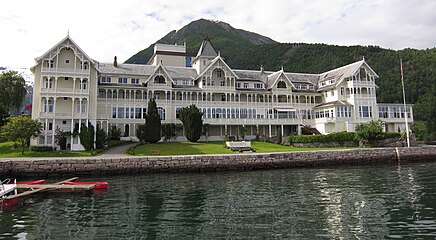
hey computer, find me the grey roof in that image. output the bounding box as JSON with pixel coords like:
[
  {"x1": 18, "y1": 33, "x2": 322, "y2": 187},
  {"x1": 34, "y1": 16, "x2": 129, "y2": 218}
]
[
  {"x1": 97, "y1": 63, "x2": 155, "y2": 76},
  {"x1": 315, "y1": 100, "x2": 351, "y2": 108},
  {"x1": 285, "y1": 73, "x2": 319, "y2": 85},
  {"x1": 196, "y1": 39, "x2": 218, "y2": 58},
  {"x1": 233, "y1": 69, "x2": 268, "y2": 82},
  {"x1": 163, "y1": 66, "x2": 198, "y2": 81}
]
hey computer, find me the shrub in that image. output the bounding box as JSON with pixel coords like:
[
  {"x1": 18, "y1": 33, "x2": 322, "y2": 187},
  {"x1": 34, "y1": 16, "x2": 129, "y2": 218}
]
[
  {"x1": 96, "y1": 127, "x2": 107, "y2": 149},
  {"x1": 354, "y1": 120, "x2": 384, "y2": 145},
  {"x1": 109, "y1": 126, "x2": 121, "y2": 140},
  {"x1": 30, "y1": 146, "x2": 54, "y2": 152},
  {"x1": 79, "y1": 123, "x2": 95, "y2": 151}
]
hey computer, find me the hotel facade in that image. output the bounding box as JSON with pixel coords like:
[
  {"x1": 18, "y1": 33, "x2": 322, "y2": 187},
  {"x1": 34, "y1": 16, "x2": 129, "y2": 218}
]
[{"x1": 31, "y1": 35, "x2": 413, "y2": 150}]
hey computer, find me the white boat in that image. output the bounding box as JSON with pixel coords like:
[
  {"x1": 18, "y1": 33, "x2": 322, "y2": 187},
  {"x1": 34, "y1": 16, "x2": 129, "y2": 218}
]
[{"x1": 1, "y1": 179, "x2": 17, "y2": 198}]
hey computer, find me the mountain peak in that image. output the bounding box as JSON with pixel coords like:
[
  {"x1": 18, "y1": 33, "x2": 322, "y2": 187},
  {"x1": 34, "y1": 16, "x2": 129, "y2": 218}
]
[{"x1": 125, "y1": 19, "x2": 276, "y2": 64}]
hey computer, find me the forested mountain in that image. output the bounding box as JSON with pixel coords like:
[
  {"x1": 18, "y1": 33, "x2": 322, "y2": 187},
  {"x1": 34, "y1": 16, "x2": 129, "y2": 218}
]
[{"x1": 126, "y1": 19, "x2": 436, "y2": 139}]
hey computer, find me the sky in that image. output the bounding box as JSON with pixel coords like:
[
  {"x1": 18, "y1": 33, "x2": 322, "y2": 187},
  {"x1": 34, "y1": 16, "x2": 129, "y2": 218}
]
[{"x1": 1, "y1": 0, "x2": 435, "y2": 70}]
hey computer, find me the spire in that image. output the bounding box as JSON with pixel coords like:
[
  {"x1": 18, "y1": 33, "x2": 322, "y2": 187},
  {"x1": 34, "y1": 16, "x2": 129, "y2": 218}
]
[
  {"x1": 362, "y1": 56, "x2": 365, "y2": 61},
  {"x1": 196, "y1": 38, "x2": 218, "y2": 58},
  {"x1": 67, "y1": 29, "x2": 70, "y2": 37},
  {"x1": 281, "y1": 66, "x2": 284, "y2": 71}
]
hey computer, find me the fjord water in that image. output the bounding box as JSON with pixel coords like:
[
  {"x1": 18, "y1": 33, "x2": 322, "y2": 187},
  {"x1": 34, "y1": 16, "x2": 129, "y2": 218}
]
[{"x1": 1, "y1": 162, "x2": 436, "y2": 239}]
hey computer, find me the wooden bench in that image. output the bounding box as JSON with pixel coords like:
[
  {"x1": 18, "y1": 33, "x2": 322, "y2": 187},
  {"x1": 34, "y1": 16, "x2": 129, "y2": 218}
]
[{"x1": 225, "y1": 141, "x2": 253, "y2": 152}]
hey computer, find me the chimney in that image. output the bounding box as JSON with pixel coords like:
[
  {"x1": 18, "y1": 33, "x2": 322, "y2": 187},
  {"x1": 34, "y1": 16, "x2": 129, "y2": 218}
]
[
  {"x1": 113, "y1": 56, "x2": 117, "y2": 67},
  {"x1": 260, "y1": 64, "x2": 264, "y2": 73}
]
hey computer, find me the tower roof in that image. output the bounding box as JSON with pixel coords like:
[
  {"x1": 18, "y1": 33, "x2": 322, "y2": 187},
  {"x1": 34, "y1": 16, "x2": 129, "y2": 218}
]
[{"x1": 196, "y1": 38, "x2": 218, "y2": 58}]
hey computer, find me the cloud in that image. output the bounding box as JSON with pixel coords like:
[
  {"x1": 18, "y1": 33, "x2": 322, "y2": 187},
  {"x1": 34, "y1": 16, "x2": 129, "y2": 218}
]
[{"x1": 0, "y1": 0, "x2": 435, "y2": 69}]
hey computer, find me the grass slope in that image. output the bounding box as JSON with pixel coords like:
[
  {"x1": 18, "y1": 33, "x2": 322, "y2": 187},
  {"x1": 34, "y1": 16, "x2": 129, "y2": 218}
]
[
  {"x1": 131, "y1": 141, "x2": 352, "y2": 156},
  {"x1": 0, "y1": 142, "x2": 93, "y2": 158}
]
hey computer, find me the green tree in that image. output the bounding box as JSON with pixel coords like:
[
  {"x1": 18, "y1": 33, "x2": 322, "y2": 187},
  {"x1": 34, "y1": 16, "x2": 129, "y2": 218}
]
[
  {"x1": 0, "y1": 115, "x2": 42, "y2": 154},
  {"x1": 354, "y1": 120, "x2": 384, "y2": 146},
  {"x1": 239, "y1": 125, "x2": 247, "y2": 141},
  {"x1": 145, "y1": 98, "x2": 161, "y2": 143},
  {"x1": 179, "y1": 105, "x2": 203, "y2": 142},
  {"x1": 161, "y1": 123, "x2": 177, "y2": 142},
  {"x1": 109, "y1": 125, "x2": 121, "y2": 140},
  {"x1": 79, "y1": 123, "x2": 95, "y2": 151},
  {"x1": 96, "y1": 127, "x2": 107, "y2": 149},
  {"x1": 54, "y1": 126, "x2": 68, "y2": 150},
  {"x1": 0, "y1": 71, "x2": 26, "y2": 126}
]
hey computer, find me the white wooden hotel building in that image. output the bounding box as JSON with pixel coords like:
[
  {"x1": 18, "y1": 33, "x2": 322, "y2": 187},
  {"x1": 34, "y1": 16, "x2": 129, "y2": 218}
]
[{"x1": 31, "y1": 35, "x2": 413, "y2": 150}]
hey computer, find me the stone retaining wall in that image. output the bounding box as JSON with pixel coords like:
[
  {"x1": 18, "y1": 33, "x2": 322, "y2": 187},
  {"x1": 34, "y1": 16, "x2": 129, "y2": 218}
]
[{"x1": 1, "y1": 146, "x2": 435, "y2": 177}]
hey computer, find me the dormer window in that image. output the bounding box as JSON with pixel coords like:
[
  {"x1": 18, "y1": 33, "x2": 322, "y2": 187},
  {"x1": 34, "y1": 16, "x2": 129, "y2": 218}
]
[{"x1": 277, "y1": 81, "x2": 287, "y2": 88}]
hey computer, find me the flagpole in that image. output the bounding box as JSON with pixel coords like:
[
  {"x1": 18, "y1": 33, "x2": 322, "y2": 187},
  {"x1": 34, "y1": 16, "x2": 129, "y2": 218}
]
[{"x1": 400, "y1": 59, "x2": 410, "y2": 147}]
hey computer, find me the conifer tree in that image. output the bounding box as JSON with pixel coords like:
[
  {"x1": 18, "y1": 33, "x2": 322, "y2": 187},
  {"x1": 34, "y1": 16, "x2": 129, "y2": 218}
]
[
  {"x1": 145, "y1": 98, "x2": 161, "y2": 143},
  {"x1": 179, "y1": 105, "x2": 203, "y2": 142}
]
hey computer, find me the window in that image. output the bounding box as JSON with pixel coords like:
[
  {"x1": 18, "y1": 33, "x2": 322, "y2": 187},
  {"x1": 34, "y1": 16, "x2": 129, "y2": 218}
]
[
  {"x1": 48, "y1": 123, "x2": 53, "y2": 131},
  {"x1": 44, "y1": 99, "x2": 54, "y2": 112},
  {"x1": 235, "y1": 83, "x2": 241, "y2": 88},
  {"x1": 62, "y1": 120, "x2": 67, "y2": 124},
  {"x1": 100, "y1": 76, "x2": 111, "y2": 83},
  {"x1": 131, "y1": 78, "x2": 140, "y2": 84},
  {"x1": 157, "y1": 107, "x2": 165, "y2": 120},
  {"x1": 254, "y1": 83, "x2": 262, "y2": 89},
  {"x1": 243, "y1": 83, "x2": 249, "y2": 88},
  {"x1": 135, "y1": 108, "x2": 142, "y2": 119},
  {"x1": 154, "y1": 75, "x2": 166, "y2": 84},
  {"x1": 118, "y1": 107, "x2": 124, "y2": 119},
  {"x1": 277, "y1": 81, "x2": 287, "y2": 88},
  {"x1": 340, "y1": 87, "x2": 345, "y2": 96},
  {"x1": 81, "y1": 62, "x2": 89, "y2": 70},
  {"x1": 331, "y1": 90, "x2": 334, "y2": 97},
  {"x1": 65, "y1": 59, "x2": 70, "y2": 64},
  {"x1": 118, "y1": 77, "x2": 128, "y2": 84},
  {"x1": 358, "y1": 106, "x2": 371, "y2": 118},
  {"x1": 112, "y1": 107, "x2": 117, "y2": 118},
  {"x1": 220, "y1": 80, "x2": 225, "y2": 86},
  {"x1": 81, "y1": 80, "x2": 87, "y2": 90}
]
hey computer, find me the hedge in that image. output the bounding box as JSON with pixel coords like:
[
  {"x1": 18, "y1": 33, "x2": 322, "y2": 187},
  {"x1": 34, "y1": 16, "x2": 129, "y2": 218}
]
[
  {"x1": 288, "y1": 131, "x2": 401, "y2": 144},
  {"x1": 30, "y1": 146, "x2": 54, "y2": 152}
]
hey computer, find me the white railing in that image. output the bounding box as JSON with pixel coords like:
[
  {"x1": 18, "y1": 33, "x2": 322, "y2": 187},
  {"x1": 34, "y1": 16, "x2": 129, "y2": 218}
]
[{"x1": 41, "y1": 67, "x2": 90, "y2": 74}]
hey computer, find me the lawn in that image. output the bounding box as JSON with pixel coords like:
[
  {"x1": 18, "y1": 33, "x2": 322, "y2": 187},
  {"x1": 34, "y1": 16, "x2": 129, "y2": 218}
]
[
  {"x1": 0, "y1": 142, "x2": 93, "y2": 158},
  {"x1": 131, "y1": 141, "x2": 353, "y2": 156}
]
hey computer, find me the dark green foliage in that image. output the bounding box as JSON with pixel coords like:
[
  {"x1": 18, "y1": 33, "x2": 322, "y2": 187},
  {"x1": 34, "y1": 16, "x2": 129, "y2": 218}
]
[
  {"x1": 276, "y1": 127, "x2": 282, "y2": 144},
  {"x1": 179, "y1": 105, "x2": 203, "y2": 142},
  {"x1": 354, "y1": 120, "x2": 384, "y2": 145},
  {"x1": 0, "y1": 70, "x2": 26, "y2": 114},
  {"x1": 144, "y1": 98, "x2": 161, "y2": 143},
  {"x1": 109, "y1": 126, "x2": 121, "y2": 140},
  {"x1": 79, "y1": 123, "x2": 95, "y2": 151},
  {"x1": 136, "y1": 124, "x2": 146, "y2": 142},
  {"x1": 379, "y1": 132, "x2": 402, "y2": 140},
  {"x1": 30, "y1": 146, "x2": 54, "y2": 152},
  {"x1": 161, "y1": 123, "x2": 177, "y2": 141},
  {"x1": 288, "y1": 132, "x2": 356, "y2": 143},
  {"x1": 239, "y1": 125, "x2": 247, "y2": 141},
  {"x1": 0, "y1": 115, "x2": 42, "y2": 154},
  {"x1": 96, "y1": 127, "x2": 107, "y2": 149},
  {"x1": 54, "y1": 127, "x2": 68, "y2": 150}
]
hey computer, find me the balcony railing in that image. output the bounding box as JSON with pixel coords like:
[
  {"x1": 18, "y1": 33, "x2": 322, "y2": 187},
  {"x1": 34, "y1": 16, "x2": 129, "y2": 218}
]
[
  {"x1": 41, "y1": 88, "x2": 89, "y2": 95},
  {"x1": 41, "y1": 67, "x2": 90, "y2": 74}
]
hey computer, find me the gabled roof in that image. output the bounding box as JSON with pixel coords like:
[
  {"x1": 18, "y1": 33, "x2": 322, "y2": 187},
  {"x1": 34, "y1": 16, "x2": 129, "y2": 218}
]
[
  {"x1": 318, "y1": 59, "x2": 379, "y2": 90},
  {"x1": 145, "y1": 63, "x2": 175, "y2": 84},
  {"x1": 195, "y1": 38, "x2": 218, "y2": 58},
  {"x1": 34, "y1": 34, "x2": 95, "y2": 64},
  {"x1": 197, "y1": 55, "x2": 238, "y2": 79},
  {"x1": 266, "y1": 70, "x2": 295, "y2": 89}
]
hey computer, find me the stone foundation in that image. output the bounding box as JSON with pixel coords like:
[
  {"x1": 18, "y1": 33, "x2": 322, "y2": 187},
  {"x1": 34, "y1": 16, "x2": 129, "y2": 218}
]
[{"x1": 1, "y1": 146, "x2": 435, "y2": 177}]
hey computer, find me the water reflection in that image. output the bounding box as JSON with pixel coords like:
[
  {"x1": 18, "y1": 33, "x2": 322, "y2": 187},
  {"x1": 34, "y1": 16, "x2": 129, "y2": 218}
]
[{"x1": 1, "y1": 162, "x2": 436, "y2": 239}]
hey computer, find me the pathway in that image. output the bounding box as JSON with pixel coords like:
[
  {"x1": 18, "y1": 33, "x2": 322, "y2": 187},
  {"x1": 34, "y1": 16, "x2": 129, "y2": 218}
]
[{"x1": 97, "y1": 143, "x2": 138, "y2": 158}]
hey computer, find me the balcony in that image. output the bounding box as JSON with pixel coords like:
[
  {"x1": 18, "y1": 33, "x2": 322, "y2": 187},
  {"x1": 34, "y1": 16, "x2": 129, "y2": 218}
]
[
  {"x1": 39, "y1": 112, "x2": 88, "y2": 119},
  {"x1": 41, "y1": 67, "x2": 90, "y2": 75},
  {"x1": 203, "y1": 118, "x2": 304, "y2": 125},
  {"x1": 41, "y1": 88, "x2": 89, "y2": 95}
]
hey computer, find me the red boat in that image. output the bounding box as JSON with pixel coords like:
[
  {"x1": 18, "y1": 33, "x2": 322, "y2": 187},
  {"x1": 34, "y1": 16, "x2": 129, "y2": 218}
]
[
  {"x1": 17, "y1": 180, "x2": 45, "y2": 184},
  {"x1": 64, "y1": 181, "x2": 109, "y2": 189}
]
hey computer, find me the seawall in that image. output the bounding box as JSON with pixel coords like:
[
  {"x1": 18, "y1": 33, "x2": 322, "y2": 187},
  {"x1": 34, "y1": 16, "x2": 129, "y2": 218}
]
[{"x1": 1, "y1": 146, "x2": 435, "y2": 177}]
